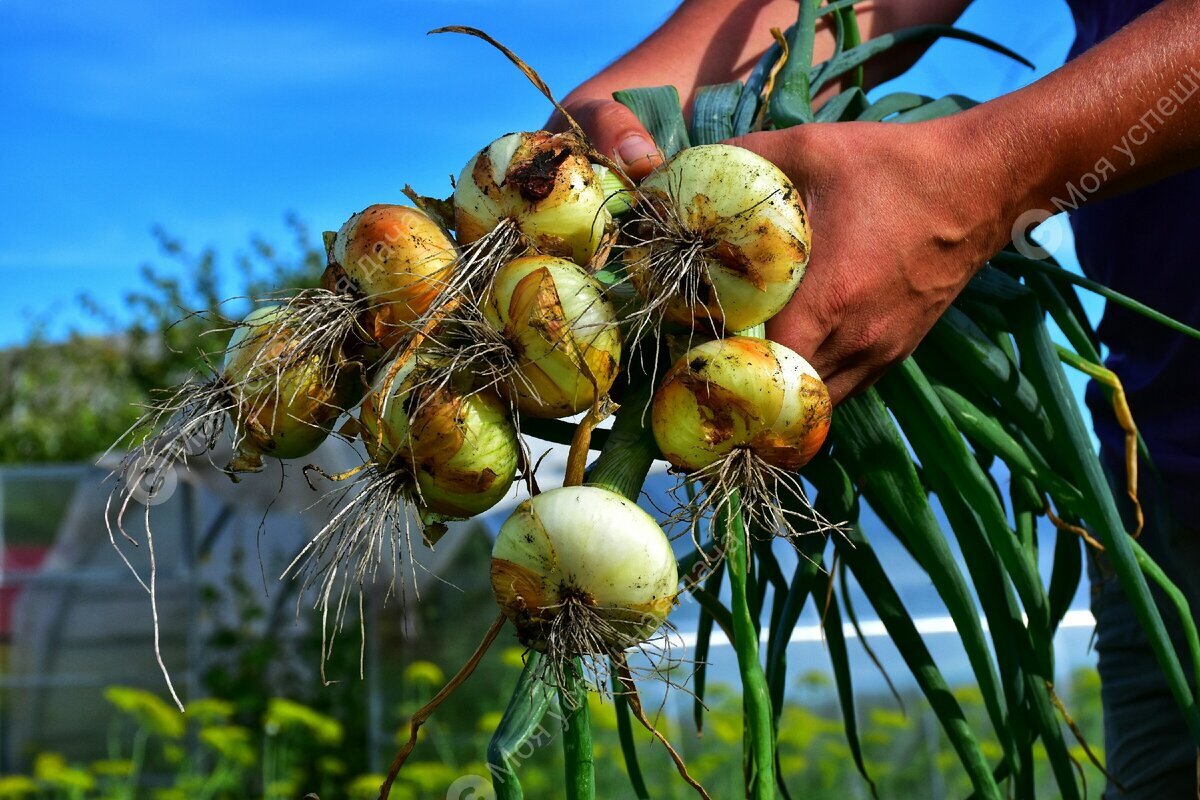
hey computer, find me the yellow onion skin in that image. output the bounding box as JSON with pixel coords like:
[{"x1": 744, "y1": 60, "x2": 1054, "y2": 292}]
[
  {"x1": 651, "y1": 336, "x2": 831, "y2": 472},
  {"x1": 454, "y1": 131, "x2": 613, "y2": 267},
  {"x1": 327, "y1": 204, "x2": 457, "y2": 350},
  {"x1": 482, "y1": 255, "x2": 621, "y2": 419},
  {"x1": 223, "y1": 305, "x2": 355, "y2": 473},
  {"x1": 359, "y1": 357, "x2": 518, "y2": 519},
  {"x1": 490, "y1": 486, "x2": 678, "y2": 652},
  {"x1": 625, "y1": 144, "x2": 811, "y2": 331}
]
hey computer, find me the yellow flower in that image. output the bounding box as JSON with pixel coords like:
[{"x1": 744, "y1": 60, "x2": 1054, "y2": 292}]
[
  {"x1": 402, "y1": 661, "x2": 445, "y2": 689},
  {"x1": 199, "y1": 725, "x2": 255, "y2": 766},
  {"x1": 32, "y1": 753, "x2": 95, "y2": 791},
  {"x1": 0, "y1": 776, "x2": 38, "y2": 799},
  {"x1": 264, "y1": 698, "x2": 343, "y2": 746},
  {"x1": 104, "y1": 686, "x2": 185, "y2": 739},
  {"x1": 186, "y1": 698, "x2": 236, "y2": 726}
]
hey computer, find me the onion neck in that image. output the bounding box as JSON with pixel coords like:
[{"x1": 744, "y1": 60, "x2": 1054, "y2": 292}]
[
  {"x1": 734, "y1": 322, "x2": 766, "y2": 338},
  {"x1": 585, "y1": 380, "x2": 659, "y2": 502}
]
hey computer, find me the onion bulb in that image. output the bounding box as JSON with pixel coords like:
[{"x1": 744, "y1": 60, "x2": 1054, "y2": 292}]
[
  {"x1": 491, "y1": 486, "x2": 678, "y2": 659},
  {"x1": 284, "y1": 357, "x2": 517, "y2": 646},
  {"x1": 326, "y1": 204, "x2": 457, "y2": 350},
  {"x1": 223, "y1": 304, "x2": 356, "y2": 475},
  {"x1": 358, "y1": 355, "x2": 519, "y2": 519},
  {"x1": 624, "y1": 144, "x2": 811, "y2": 333},
  {"x1": 454, "y1": 131, "x2": 614, "y2": 267},
  {"x1": 482, "y1": 255, "x2": 621, "y2": 418},
  {"x1": 652, "y1": 336, "x2": 830, "y2": 472}
]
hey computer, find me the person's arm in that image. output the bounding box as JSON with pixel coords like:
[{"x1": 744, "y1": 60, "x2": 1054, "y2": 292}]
[
  {"x1": 730, "y1": 0, "x2": 1200, "y2": 403},
  {"x1": 556, "y1": 0, "x2": 971, "y2": 175}
]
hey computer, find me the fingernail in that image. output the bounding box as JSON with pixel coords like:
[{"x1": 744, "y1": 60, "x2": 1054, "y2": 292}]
[{"x1": 617, "y1": 135, "x2": 656, "y2": 168}]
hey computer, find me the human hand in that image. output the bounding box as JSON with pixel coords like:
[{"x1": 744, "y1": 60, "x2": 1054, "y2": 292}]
[
  {"x1": 727, "y1": 119, "x2": 1012, "y2": 404},
  {"x1": 551, "y1": 94, "x2": 665, "y2": 180}
]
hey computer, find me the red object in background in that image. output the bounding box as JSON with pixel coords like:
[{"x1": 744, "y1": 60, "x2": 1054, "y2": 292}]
[{"x1": 0, "y1": 545, "x2": 50, "y2": 639}]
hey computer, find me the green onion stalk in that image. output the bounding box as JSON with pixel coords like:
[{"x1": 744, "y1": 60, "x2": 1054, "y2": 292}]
[{"x1": 721, "y1": 495, "x2": 777, "y2": 799}]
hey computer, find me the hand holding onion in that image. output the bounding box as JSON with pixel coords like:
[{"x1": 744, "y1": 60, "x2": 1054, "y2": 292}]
[{"x1": 729, "y1": 122, "x2": 1007, "y2": 403}]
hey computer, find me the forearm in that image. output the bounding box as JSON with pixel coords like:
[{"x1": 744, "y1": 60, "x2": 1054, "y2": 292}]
[
  {"x1": 568, "y1": 0, "x2": 971, "y2": 111},
  {"x1": 958, "y1": 0, "x2": 1200, "y2": 229}
]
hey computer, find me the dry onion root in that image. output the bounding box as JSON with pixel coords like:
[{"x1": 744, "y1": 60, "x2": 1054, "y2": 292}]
[
  {"x1": 107, "y1": 302, "x2": 356, "y2": 522},
  {"x1": 490, "y1": 486, "x2": 678, "y2": 695},
  {"x1": 651, "y1": 336, "x2": 842, "y2": 551},
  {"x1": 287, "y1": 352, "x2": 519, "y2": 661},
  {"x1": 623, "y1": 144, "x2": 811, "y2": 344}
]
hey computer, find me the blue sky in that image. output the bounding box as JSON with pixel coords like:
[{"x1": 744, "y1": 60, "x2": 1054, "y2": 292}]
[{"x1": 0, "y1": 0, "x2": 1089, "y2": 347}]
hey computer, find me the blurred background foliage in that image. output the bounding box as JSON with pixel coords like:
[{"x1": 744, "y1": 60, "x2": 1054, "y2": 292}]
[
  {"x1": 0, "y1": 664, "x2": 1105, "y2": 799},
  {"x1": 0, "y1": 216, "x2": 323, "y2": 465}
]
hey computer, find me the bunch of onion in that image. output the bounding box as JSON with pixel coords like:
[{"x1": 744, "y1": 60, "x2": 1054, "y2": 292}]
[
  {"x1": 490, "y1": 485, "x2": 678, "y2": 692},
  {"x1": 622, "y1": 144, "x2": 811, "y2": 342},
  {"x1": 651, "y1": 336, "x2": 841, "y2": 548},
  {"x1": 287, "y1": 351, "x2": 519, "y2": 658}
]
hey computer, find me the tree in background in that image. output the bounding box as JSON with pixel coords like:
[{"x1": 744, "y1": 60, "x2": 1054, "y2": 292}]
[{"x1": 0, "y1": 216, "x2": 323, "y2": 464}]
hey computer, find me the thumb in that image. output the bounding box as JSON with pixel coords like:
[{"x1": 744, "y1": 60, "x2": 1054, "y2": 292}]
[{"x1": 565, "y1": 98, "x2": 664, "y2": 180}]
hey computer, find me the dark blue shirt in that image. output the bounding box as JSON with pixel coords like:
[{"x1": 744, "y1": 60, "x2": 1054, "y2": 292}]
[{"x1": 1065, "y1": 0, "x2": 1200, "y2": 515}]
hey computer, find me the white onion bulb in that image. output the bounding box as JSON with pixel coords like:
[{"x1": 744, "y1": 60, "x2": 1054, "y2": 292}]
[
  {"x1": 327, "y1": 204, "x2": 457, "y2": 350},
  {"x1": 482, "y1": 255, "x2": 621, "y2": 418},
  {"x1": 491, "y1": 486, "x2": 678, "y2": 653},
  {"x1": 359, "y1": 355, "x2": 518, "y2": 518},
  {"x1": 223, "y1": 305, "x2": 354, "y2": 474}
]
